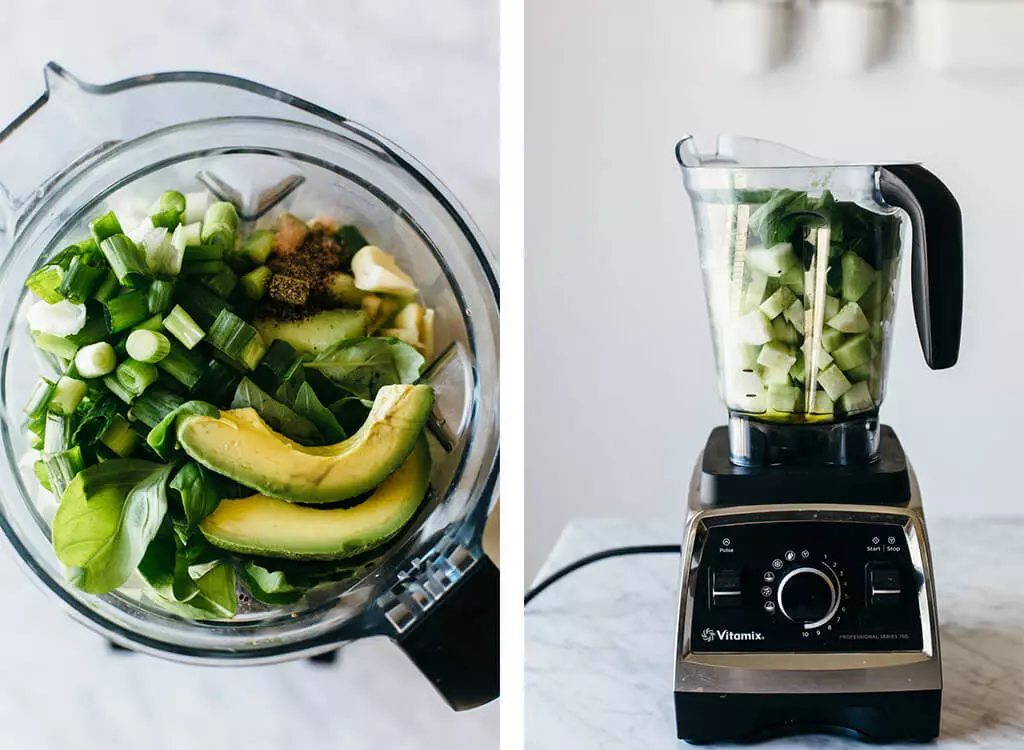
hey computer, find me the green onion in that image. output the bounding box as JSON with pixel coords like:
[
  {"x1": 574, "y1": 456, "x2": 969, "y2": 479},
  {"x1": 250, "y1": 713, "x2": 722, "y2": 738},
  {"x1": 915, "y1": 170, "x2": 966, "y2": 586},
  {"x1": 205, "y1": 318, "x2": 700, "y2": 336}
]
[
  {"x1": 184, "y1": 192, "x2": 212, "y2": 225},
  {"x1": 145, "y1": 227, "x2": 183, "y2": 277},
  {"x1": 102, "y1": 374, "x2": 135, "y2": 404},
  {"x1": 239, "y1": 332, "x2": 267, "y2": 371},
  {"x1": 57, "y1": 250, "x2": 107, "y2": 304},
  {"x1": 183, "y1": 245, "x2": 224, "y2": 262},
  {"x1": 93, "y1": 271, "x2": 120, "y2": 303},
  {"x1": 173, "y1": 221, "x2": 202, "y2": 249},
  {"x1": 103, "y1": 290, "x2": 149, "y2": 333},
  {"x1": 44, "y1": 445, "x2": 85, "y2": 498},
  {"x1": 134, "y1": 314, "x2": 163, "y2": 332},
  {"x1": 30, "y1": 433, "x2": 44, "y2": 450},
  {"x1": 182, "y1": 260, "x2": 227, "y2": 276},
  {"x1": 173, "y1": 281, "x2": 228, "y2": 328},
  {"x1": 337, "y1": 224, "x2": 369, "y2": 253},
  {"x1": 99, "y1": 234, "x2": 149, "y2": 287},
  {"x1": 67, "y1": 314, "x2": 107, "y2": 347},
  {"x1": 201, "y1": 266, "x2": 238, "y2": 298},
  {"x1": 34, "y1": 333, "x2": 79, "y2": 360},
  {"x1": 240, "y1": 265, "x2": 272, "y2": 300},
  {"x1": 44, "y1": 412, "x2": 72, "y2": 453},
  {"x1": 157, "y1": 340, "x2": 204, "y2": 389},
  {"x1": 24, "y1": 378, "x2": 57, "y2": 419},
  {"x1": 48, "y1": 376, "x2": 87, "y2": 416},
  {"x1": 191, "y1": 359, "x2": 241, "y2": 404},
  {"x1": 148, "y1": 278, "x2": 175, "y2": 315},
  {"x1": 129, "y1": 386, "x2": 185, "y2": 429},
  {"x1": 25, "y1": 265, "x2": 65, "y2": 303},
  {"x1": 126, "y1": 329, "x2": 171, "y2": 363},
  {"x1": 33, "y1": 460, "x2": 52, "y2": 492},
  {"x1": 163, "y1": 305, "x2": 205, "y2": 349},
  {"x1": 241, "y1": 230, "x2": 275, "y2": 265},
  {"x1": 75, "y1": 341, "x2": 117, "y2": 378},
  {"x1": 116, "y1": 359, "x2": 159, "y2": 396},
  {"x1": 206, "y1": 309, "x2": 256, "y2": 359},
  {"x1": 89, "y1": 211, "x2": 123, "y2": 247},
  {"x1": 99, "y1": 414, "x2": 139, "y2": 457},
  {"x1": 150, "y1": 209, "x2": 181, "y2": 231},
  {"x1": 201, "y1": 201, "x2": 239, "y2": 249},
  {"x1": 159, "y1": 191, "x2": 186, "y2": 214}
]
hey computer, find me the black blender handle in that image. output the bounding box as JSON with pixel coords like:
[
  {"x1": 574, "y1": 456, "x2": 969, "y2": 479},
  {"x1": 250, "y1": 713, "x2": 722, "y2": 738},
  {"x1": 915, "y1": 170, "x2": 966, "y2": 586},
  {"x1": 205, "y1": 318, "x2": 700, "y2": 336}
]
[
  {"x1": 394, "y1": 555, "x2": 499, "y2": 711},
  {"x1": 877, "y1": 164, "x2": 963, "y2": 369}
]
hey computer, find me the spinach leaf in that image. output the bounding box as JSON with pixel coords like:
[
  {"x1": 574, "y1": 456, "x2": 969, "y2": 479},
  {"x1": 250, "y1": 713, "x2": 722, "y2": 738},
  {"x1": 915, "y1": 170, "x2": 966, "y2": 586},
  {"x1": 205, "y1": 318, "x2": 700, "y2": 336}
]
[
  {"x1": 230, "y1": 378, "x2": 324, "y2": 445},
  {"x1": 170, "y1": 462, "x2": 225, "y2": 531},
  {"x1": 52, "y1": 460, "x2": 173, "y2": 595},
  {"x1": 240, "y1": 561, "x2": 306, "y2": 606},
  {"x1": 293, "y1": 382, "x2": 346, "y2": 442},
  {"x1": 147, "y1": 401, "x2": 219, "y2": 460},
  {"x1": 329, "y1": 395, "x2": 373, "y2": 437},
  {"x1": 305, "y1": 336, "x2": 424, "y2": 400}
]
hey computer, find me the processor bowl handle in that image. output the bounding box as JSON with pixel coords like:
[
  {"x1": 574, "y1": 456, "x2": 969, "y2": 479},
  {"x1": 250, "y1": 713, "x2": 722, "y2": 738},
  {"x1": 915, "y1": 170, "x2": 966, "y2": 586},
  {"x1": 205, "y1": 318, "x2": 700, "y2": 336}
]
[{"x1": 878, "y1": 165, "x2": 963, "y2": 369}]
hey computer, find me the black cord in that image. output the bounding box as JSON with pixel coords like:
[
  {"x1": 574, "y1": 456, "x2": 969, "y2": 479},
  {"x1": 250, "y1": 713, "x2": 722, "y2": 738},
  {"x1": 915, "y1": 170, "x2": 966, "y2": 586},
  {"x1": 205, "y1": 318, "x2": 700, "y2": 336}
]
[{"x1": 525, "y1": 544, "x2": 682, "y2": 605}]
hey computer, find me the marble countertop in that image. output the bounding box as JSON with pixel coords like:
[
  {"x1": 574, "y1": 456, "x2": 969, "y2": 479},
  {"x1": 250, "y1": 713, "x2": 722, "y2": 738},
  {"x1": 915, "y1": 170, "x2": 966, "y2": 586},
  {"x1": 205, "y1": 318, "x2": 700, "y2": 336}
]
[{"x1": 526, "y1": 518, "x2": 1024, "y2": 749}]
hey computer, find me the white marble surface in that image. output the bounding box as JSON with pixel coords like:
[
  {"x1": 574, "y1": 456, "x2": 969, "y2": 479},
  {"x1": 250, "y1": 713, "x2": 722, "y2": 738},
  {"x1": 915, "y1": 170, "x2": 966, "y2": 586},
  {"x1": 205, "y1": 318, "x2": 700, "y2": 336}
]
[
  {"x1": 526, "y1": 518, "x2": 1024, "y2": 749},
  {"x1": 0, "y1": 3, "x2": 497, "y2": 749}
]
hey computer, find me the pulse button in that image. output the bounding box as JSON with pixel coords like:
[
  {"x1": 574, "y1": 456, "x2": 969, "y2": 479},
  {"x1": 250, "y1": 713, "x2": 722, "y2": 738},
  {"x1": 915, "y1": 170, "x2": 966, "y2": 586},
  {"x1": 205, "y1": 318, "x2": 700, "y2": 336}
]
[
  {"x1": 868, "y1": 564, "x2": 901, "y2": 604},
  {"x1": 711, "y1": 568, "x2": 742, "y2": 608}
]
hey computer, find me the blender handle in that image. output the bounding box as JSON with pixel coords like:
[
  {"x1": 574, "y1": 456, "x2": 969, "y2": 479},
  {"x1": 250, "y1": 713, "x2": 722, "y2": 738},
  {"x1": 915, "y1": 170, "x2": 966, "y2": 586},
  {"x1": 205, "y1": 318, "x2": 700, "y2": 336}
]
[
  {"x1": 877, "y1": 165, "x2": 963, "y2": 369},
  {"x1": 393, "y1": 555, "x2": 499, "y2": 711}
]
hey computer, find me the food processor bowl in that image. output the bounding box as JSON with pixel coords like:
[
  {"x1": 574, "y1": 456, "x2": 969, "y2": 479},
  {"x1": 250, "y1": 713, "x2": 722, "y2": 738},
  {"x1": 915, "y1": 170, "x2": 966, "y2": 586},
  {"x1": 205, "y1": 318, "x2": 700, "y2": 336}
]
[
  {"x1": 0, "y1": 65, "x2": 499, "y2": 709},
  {"x1": 677, "y1": 135, "x2": 961, "y2": 466}
]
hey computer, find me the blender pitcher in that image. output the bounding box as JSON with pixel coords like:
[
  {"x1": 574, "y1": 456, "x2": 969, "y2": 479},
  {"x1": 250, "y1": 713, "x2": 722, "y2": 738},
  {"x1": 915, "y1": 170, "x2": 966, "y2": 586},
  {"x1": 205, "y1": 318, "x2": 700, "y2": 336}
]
[
  {"x1": 0, "y1": 64, "x2": 499, "y2": 710},
  {"x1": 677, "y1": 136, "x2": 962, "y2": 467}
]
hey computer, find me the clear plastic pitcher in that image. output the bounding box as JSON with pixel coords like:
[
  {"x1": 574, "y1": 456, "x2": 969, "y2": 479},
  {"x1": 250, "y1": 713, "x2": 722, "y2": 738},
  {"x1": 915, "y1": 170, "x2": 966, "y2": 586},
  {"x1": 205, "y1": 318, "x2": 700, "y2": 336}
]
[{"x1": 677, "y1": 136, "x2": 961, "y2": 466}]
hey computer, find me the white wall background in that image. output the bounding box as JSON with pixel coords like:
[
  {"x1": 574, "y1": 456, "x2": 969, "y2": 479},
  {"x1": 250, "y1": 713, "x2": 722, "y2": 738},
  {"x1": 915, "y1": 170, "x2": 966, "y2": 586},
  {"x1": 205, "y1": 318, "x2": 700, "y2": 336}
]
[
  {"x1": 0, "y1": 2, "x2": 497, "y2": 748},
  {"x1": 526, "y1": 1, "x2": 1016, "y2": 578}
]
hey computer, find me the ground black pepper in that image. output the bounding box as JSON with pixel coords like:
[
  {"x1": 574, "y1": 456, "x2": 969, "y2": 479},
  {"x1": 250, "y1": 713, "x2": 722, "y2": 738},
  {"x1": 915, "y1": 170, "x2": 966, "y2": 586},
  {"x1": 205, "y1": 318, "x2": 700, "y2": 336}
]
[{"x1": 259, "y1": 228, "x2": 350, "y2": 322}]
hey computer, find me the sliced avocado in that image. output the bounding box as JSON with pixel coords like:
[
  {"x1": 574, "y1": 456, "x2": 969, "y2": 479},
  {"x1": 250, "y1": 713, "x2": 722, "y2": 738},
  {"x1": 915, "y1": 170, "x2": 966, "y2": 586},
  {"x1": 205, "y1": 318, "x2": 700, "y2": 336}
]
[
  {"x1": 199, "y1": 438, "x2": 430, "y2": 560},
  {"x1": 255, "y1": 308, "x2": 367, "y2": 355},
  {"x1": 177, "y1": 384, "x2": 433, "y2": 503}
]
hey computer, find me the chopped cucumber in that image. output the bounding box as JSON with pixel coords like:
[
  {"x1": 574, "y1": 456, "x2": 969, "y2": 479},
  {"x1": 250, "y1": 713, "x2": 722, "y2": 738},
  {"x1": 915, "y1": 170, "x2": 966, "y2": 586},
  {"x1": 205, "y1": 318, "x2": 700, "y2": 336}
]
[
  {"x1": 803, "y1": 342, "x2": 834, "y2": 371},
  {"x1": 757, "y1": 340, "x2": 797, "y2": 371},
  {"x1": 827, "y1": 302, "x2": 869, "y2": 333},
  {"x1": 839, "y1": 380, "x2": 873, "y2": 414},
  {"x1": 841, "y1": 252, "x2": 877, "y2": 303},
  {"x1": 845, "y1": 361, "x2": 875, "y2": 383},
  {"x1": 762, "y1": 366, "x2": 792, "y2": 386},
  {"x1": 832, "y1": 333, "x2": 873, "y2": 371},
  {"x1": 726, "y1": 370, "x2": 766, "y2": 413},
  {"x1": 784, "y1": 299, "x2": 804, "y2": 334},
  {"x1": 725, "y1": 338, "x2": 760, "y2": 370},
  {"x1": 768, "y1": 385, "x2": 800, "y2": 413},
  {"x1": 820, "y1": 327, "x2": 846, "y2": 352},
  {"x1": 779, "y1": 266, "x2": 804, "y2": 296},
  {"x1": 811, "y1": 390, "x2": 834, "y2": 415},
  {"x1": 760, "y1": 286, "x2": 796, "y2": 320},
  {"x1": 790, "y1": 352, "x2": 805, "y2": 383},
  {"x1": 818, "y1": 364, "x2": 853, "y2": 401},
  {"x1": 743, "y1": 272, "x2": 770, "y2": 311},
  {"x1": 736, "y1": 310, "x2": 773, "y2": 346},
  {"x1": 747, "y1": 243, "x2": 798, "y2": 277},
  {"x1": 771, "y1": 318, "x2": 799, "y2": 344},
  {"x1": 824, "y1": 296, "x2": 841, "y2": 322}
]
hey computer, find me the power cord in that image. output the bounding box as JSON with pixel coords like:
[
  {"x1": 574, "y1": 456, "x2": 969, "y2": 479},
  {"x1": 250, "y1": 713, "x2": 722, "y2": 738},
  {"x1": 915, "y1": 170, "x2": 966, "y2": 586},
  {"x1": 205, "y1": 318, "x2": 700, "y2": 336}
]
[{"x1": 525, "y1": 544, "x2": 682, "y2": 605}]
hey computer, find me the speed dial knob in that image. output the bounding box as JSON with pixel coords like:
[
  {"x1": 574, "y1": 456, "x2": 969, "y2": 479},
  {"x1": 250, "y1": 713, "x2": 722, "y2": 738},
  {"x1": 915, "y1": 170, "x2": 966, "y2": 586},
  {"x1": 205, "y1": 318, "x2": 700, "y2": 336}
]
[{"x1": 777, "y1": 566, "x2": 839, "y2": 629}]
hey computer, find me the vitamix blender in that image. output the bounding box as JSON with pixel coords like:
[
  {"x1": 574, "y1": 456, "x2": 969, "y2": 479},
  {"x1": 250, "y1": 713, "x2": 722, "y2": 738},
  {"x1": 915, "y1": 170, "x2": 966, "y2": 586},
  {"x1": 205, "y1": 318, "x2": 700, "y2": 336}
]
[{"x1": 673, "y1": 136, "x2": 962, "y2": 743}]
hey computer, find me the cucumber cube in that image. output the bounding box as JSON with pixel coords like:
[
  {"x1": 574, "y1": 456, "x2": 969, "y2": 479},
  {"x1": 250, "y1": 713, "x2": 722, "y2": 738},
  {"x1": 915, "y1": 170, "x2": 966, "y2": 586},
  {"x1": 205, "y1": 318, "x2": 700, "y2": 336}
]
[
  {"x1": 845, "y1": 361, "x2": 875, "y2": 383},
  {"x1": 736, "y1": 310, "x2": 773, "y2": 345},
  {"x1": 771, "y1": 318, "x2": 799, "y2": 344},
  {"x1": 803, "y1": 341, "x2": 834, "y2": 371},
  {"x1": 784, "y1": 299, "x2": 805, "y2": 334},
  {"x1": 841, "y1": 252, "x2": 878, "y2": 303},
  {"x1": 818, "y1": 364, "x2": 853, "y2": 401},
  {"x1": 820, "y1": 327, "x2": 846, "y2": 352},
  {"x1": 768, "y1": 385, "x2": 800, "y2": 413},
  {"x1": 839, "y1": 380, "x2": 873, "y2": 414},
  {"x1": 742, "y1": 272, "x2": 770, "y2": 311},
  {"x1": 790, "y1": 352, "x2": 805, "y2": 383},
  {"x1": 726, "y1": 370, "x2": 766, "y2": 413},
  {"x1": 811, "y1": 390, "x2": 834, "y2": 415},
  {"x1": 824, "y1": 295, "x2": 841, "y2": 322},
  {"x1": 760, "y1": 286, "x2": 797, "y2": 320},
  {"x1": 747, "y1": 243, "x2": 798, "y2": 278},
  {"x1": 780, "y1": 266, "x2": 804, "y2": 296},
  {"x1": 757, "y1": 340, "x2": 797, "y2": 371},
  {"x1": 833, "y1": 333, "x2": 873, "y2": 371},
  {"x1": 827, "y1": 302, "x2": 869, "y2": 333},
  {"x1": 725, "y1": 338, "x2": 760, "y2": 370},
  {"x1": 762, "y1": 365, "x2": 793, "y2": 386}
]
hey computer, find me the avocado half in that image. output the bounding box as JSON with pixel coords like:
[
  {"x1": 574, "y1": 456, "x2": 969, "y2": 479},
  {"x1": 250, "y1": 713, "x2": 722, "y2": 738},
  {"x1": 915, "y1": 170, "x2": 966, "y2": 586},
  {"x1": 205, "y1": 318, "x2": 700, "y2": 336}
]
[
  {"x1": 177, "y1": 384, "x2": 434, "y2": 503},
  {"x1": 199, "y1": 438, "x2": 431, "y2": 560}
]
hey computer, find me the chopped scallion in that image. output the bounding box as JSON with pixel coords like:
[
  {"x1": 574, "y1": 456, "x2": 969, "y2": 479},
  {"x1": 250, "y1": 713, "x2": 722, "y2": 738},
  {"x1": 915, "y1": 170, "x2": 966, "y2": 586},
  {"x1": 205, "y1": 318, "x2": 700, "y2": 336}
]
[
  {"x1": 201, "y1": 266, "x2": 238, "y2": 298},
  {"x1": 163, "y1": 305, "x2": 205, "y2": 349},
  {"x1": 48, "y1": 376, "x2": 87, "y2": 416},
  {"x1": 157, "y1": 340, "x2": 204, "y2": 389},
  {"x1": 159, "y1": 191, "x2": 186, "y2": 214},
  {"x1": 44, "y1": 412, "x2": 72, "y2": 453},
  {"x1": 148, "y1": 278, "x2": 175, "y2": 315},
  {"x1": 173, "y1": 281, "x2": 228, "y2": 328},
  {"x1": 102, "y1": 374, "x2": 136, "y2": 404},
  {"x1": 99, "y1": 234, "x2": 149, "y2": 287},
  {"x1": 103, "y1": 290, "x2": 150, "y2": 333},
  {"x1": 240, "y1": 230, "x2": 275, "y2": 266},
  {"x1": 201, "y1": 201, "x2": 239, "y2": 249},
  {"x1": 58, "y1": 250, "x2": 107, "y2": 304},
  {"x1": 126, "y1": 329, "x2": 171, "y2": 364},
  {"x1": 128, "y1": 386, "x2": 185, "y2": 428},
  {"x1": 44, "y1": 445, "x2": 85, "y2": 498},
  {"x1": 240, "y1": 265, "x2": 272, "y2": 300},
  {"x1": 116, "y1": 359, "x2": 159, "y2": 396},
  {"x1": 134, "y1": 314, "x2": 164, "y2": 332},
  {"x1": 99, "y1": 414, "x2": 139, "y2": 457},
  {"x1": 182, "y1": 260, "x2": 227, "y2": 276},
  {"x1": 34, "y1": 333, "x2": 79, "y2": 360},
  {"x1": 25, "y1": 265, "x2": 65, "y2": 303},
  {"x1": 206, "y1": 309, "x2": 256, "y2": 359},
  {"x1": 89, "y1": 211, "x2": 123, "y2": 247},
  {"x1": 24, "y1": 378, "x2": 57, "y2": 420},
  {"x1": 75, "y1": 341, "x2": 117, "y2": 378},
  {"x1": 93, "y1": 271, "x2": 120, "y2": 302},
  {"x1": 183, "y1": 245, "x2": 224, "y2": 263},
  {"x1": 150, "y1": 209, "x2": 181, "y2": 231}
]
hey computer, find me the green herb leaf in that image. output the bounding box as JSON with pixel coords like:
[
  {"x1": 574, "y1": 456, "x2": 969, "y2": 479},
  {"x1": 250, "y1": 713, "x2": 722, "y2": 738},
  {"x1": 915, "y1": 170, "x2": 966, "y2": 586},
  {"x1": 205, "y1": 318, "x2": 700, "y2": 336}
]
[
  {"x1": 230, "y1": 378, "x2": 324, "y2": 445},
  {"x1": 170, "y1": 462, "x2": 225, "y2": 531},
  {"x1": 240, "y1": 562, "x2": 306, "y2": 606},
  {"x1": 328, "y1": 395, "x2": 374, "y2": 437},
  {"x1": 305, "y1": 336, "x2": 424, "y2": 400},
  {"x1": 52, "y1": 460, "x2": 173, "y2": 595},
  {"x1": 143, "y1": 561, "x2": 238, "y2": 620},
  {"x1": 71, "y1": 396, "x2": 121, "y2": 445},
  {"x1": 293, "y1": 382, "x2": 346, "y2": 443}
]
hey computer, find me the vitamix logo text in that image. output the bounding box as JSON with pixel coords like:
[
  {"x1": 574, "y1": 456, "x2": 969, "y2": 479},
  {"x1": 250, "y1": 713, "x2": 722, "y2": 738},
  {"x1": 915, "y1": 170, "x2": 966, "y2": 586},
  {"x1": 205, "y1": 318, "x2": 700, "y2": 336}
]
[{"x1": 700, "y1": 628, "x2": 765, "y2": 643}]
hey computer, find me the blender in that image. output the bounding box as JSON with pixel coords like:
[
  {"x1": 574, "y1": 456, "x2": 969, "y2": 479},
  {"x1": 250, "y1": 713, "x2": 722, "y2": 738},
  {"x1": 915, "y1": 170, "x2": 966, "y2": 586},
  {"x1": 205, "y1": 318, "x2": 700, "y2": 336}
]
[
  {"x1": 0, "y1": 65, "x2": 499, "y2": 710},
  {"x1": 672, "y1": 136, "x2": 962, "y2": 742}
]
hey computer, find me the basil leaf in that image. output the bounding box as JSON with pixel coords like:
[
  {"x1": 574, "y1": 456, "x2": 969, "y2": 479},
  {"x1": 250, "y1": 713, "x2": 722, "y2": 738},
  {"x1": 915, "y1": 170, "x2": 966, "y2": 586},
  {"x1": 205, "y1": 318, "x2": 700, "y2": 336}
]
[
  {"x1": 143, "y1": 562, "x2": 237, "y2": 620},
  {"x1": 71, "y1": 396, "x2": 120, "y2": 445},
  {"x1": 293, "y1": 382, "x2": 346, "y2": 442},
  {"x1": 52, "y1": 460, "x2": 173, "y2": 595},
  {"x1": 240, "y1": 562, "x2": 306, "y2": 606},
  {"x1": 146, "y1": 401, "x2": 219, "y2": 460},
  {"x1": 230, "y1": 378, "x2": 323, "y2": 445},
  {"x1": 170, "y1": 462, "x2": 225, "y2": 531},
  {"x1": 328, "y1": 395, "x2": 373, "y2": 437},
  {"x1": 138, "y1": 519, "x2": 176, "y2": 591},
  {"x1": 305, "y1": 336, "x2": 424, "y2": 400}
]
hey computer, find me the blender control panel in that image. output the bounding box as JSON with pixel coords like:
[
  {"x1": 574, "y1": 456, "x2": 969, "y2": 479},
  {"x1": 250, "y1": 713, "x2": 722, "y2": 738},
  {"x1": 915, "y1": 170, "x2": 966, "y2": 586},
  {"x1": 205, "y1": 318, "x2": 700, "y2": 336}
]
[{"x1": 689, "y1": 521, "x2": 924, "y2": 653}]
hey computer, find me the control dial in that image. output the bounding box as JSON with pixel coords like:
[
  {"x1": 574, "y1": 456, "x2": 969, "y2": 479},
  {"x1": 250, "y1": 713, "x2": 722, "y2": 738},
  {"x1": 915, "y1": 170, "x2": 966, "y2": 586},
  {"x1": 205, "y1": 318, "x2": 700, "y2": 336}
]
[{"x1": 776, "y1": 566, "x2": 840, "y2": 629}]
